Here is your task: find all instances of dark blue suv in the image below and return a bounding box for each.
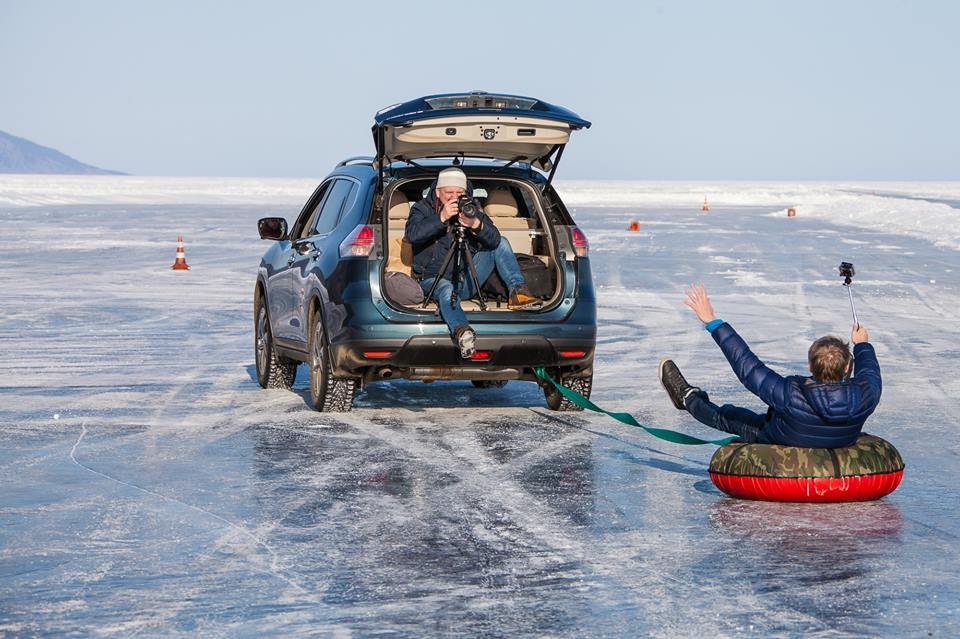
[255,92,595,411]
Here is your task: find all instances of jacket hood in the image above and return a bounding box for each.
[800,381,864,424]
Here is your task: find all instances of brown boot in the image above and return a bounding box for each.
[508,284,541,309]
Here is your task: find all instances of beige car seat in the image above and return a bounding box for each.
[483,187,533,254]
[386,191,415,277]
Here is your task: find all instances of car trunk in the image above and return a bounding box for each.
[379,176,564,315]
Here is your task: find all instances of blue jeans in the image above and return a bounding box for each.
[684,390,767,443]
[420,237,525,335]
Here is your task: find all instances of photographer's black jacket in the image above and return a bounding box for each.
[712,322,882,447]
[406,186,501,282]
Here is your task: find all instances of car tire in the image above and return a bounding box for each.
[543,371,592,411]
[255,303,297,390]
[471,380,508,389]
[309,309,357,412]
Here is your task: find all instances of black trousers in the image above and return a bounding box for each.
[684,390,767,443]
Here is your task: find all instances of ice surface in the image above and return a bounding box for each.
[0,177,958,636]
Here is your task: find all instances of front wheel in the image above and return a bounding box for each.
[309,310,357,412]
[543,371,592,411]
[255,303,297,389]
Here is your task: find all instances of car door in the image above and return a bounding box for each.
[281,178,357,349]
[267,181,331,347]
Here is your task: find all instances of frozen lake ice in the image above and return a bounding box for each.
[0,177,958,636]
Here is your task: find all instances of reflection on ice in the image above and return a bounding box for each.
[708,500,905,633]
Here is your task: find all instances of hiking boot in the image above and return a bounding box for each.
[508,284,541,309]
[454,325,476,358]
[659,359,697,410]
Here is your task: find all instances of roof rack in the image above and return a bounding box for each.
[336,156,375,167]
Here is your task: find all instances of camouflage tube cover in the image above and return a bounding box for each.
[709,434,904,479]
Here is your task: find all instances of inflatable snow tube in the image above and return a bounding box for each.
[709,434,904,502]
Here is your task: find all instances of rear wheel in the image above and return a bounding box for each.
[543,371,592,411]
[255,303,297,389]
[309,309,357,412]
[471,380,508,389]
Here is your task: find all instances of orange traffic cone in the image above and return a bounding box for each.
[171,235,190,270]
[702,197,710,212]
[627,220,640,231]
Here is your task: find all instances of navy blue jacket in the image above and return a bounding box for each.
[405,186,501,281]
[712,322,882,447]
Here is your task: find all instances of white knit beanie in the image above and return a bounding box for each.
[436,167,467,190]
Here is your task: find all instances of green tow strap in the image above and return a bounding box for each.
[534,367,739,446]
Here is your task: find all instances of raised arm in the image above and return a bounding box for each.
[685,283,788,407]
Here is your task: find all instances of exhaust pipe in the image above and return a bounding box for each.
[377,367,394,379]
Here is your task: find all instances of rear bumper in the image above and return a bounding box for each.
[330,284,596,381]
[331,333,594,381]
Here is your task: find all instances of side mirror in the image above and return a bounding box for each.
[258,217,288,240]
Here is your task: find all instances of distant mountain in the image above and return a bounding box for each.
[0,130,125,175]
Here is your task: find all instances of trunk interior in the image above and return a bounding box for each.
[381,177,562,312]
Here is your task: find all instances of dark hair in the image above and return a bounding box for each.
[808,336,853,383]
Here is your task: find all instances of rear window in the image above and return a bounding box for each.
[312,180,357,235]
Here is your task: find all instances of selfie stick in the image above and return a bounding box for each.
[846,284,859,328]
[840,262,860,328]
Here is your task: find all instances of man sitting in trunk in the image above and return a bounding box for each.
[406,168,539,358]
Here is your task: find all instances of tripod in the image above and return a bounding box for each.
[422,222,488,311]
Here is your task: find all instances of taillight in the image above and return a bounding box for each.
[469,351,492,361]
[570,227,589,258]
[339,225,375,258]
[559,350,587,358]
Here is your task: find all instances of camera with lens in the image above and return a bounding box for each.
[456,194,481,219]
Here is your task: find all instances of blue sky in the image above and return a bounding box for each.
[1,0,957,179]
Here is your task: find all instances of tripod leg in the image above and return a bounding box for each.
[462,246,487,311]
[422,238,459,309]
[450,243,463,304]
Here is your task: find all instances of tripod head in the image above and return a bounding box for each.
[447,217,471,242]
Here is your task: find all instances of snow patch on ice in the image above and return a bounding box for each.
[553,180,960,252]
[714,269,776,287]
[0,175,316,207]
